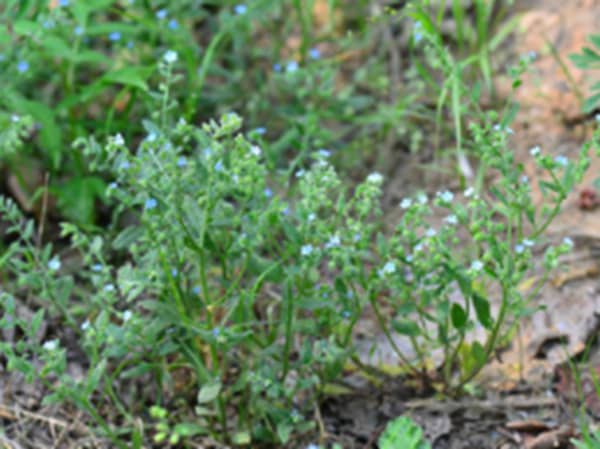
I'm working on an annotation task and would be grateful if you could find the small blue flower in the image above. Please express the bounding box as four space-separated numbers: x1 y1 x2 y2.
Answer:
282 206 290 216
445 215 458 225
212 327 220 337
285 61 299 73
203 147 212 157
43 340 58 351
214 160 224 171
234 4 247 15
177 156 187 167
264 188 273 198
146 132 158 142
400 198 412 209
119 161 130 170
74 26 84 36
108 182 118 190
48 257 61 271
325 234 341 249
59 0 69 6
301 244 314 256
17 60 29 73
109 31 121 41
367 172 383 184
341 310 351 319
309 47 320 59
515 244 525 254
145 198 158 210
381 261 396 276
273 63 282 72
91 264 103 272
353 233 361 242
104 283 115 292
317 149 331 158
168 19 178 30
156 9 167 20
554 155 568 167
171 268 178 277
437 190 454 203
470 260 484 272
563 237 574 248
413 21 423 43
192 286 201 295
253 127 267 135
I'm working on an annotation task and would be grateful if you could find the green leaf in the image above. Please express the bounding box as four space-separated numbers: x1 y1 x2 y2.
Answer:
392 319 420 336
583 92 600 113
121 363 155 379
450 303 467 329
101 66 153 92
112 226 144 250
86 359 106 393
197 381 221 404
471 341 487 367
379 416 431 449
589 34 600 50
276 421 292 444
472 293 493 329
54 176 106 225
172 422 206 437
233 431 251 445
30 309 45 337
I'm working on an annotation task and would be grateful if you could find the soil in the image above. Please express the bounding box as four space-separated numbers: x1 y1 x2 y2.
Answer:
2 1 600 448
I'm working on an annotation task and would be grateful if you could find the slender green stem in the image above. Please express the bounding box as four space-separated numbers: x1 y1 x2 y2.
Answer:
281 280 294 379
368 291 420 377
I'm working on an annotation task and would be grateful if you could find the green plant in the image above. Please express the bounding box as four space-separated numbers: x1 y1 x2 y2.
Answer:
0 0 419 225
1 47 596 448
379 416 431 449
403 1 519 180
573 429 600 449
570 34 600 113
0 0 521 226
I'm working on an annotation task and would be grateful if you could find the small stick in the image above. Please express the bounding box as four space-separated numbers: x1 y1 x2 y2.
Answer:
36 172 50 248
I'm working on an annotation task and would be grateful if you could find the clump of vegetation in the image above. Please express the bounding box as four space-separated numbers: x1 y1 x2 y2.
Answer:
0 1 597 447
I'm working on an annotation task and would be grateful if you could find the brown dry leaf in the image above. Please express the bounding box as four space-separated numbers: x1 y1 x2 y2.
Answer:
505 419 551 433
523 425 574 449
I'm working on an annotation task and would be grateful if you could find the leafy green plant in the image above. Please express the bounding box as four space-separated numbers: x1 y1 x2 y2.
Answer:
0 0 519 226
379 416 431 449
573 429 600 449
570 34 600 113
1 47 596 448
404 0 519 180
